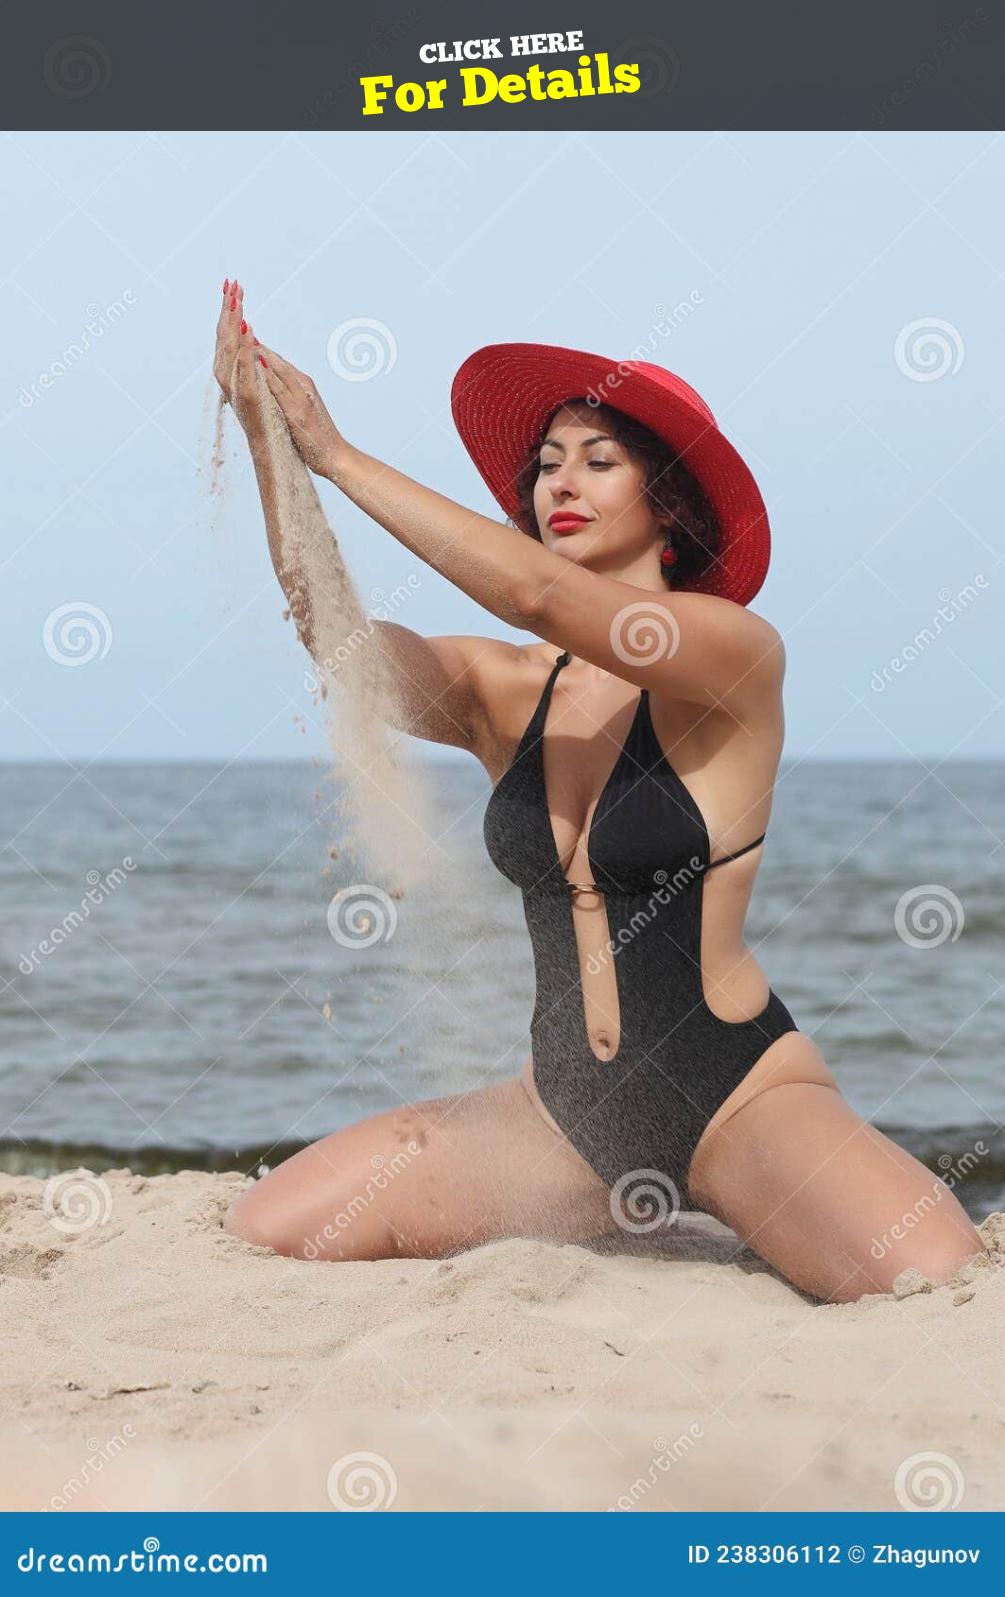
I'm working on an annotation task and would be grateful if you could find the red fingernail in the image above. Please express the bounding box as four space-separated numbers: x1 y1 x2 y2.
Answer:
229 296 236 311
258 356 268 368
253 338 260 347
223 278 229 294
240 319 247 334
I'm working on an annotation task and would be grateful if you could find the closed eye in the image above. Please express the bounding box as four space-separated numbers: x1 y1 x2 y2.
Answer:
539 460 615 473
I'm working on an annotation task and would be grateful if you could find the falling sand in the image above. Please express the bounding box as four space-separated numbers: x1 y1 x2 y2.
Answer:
196 383 231 517
211 361 435 898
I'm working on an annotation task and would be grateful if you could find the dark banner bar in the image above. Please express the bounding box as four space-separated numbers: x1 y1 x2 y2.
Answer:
2 0 1002 131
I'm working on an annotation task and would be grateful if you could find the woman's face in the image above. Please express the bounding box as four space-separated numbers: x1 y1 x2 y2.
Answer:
531 402 665 573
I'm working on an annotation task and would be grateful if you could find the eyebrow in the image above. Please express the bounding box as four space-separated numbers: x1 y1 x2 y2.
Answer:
539 433 614 452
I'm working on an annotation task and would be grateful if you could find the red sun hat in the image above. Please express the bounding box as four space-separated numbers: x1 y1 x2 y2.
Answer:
450 342 770 608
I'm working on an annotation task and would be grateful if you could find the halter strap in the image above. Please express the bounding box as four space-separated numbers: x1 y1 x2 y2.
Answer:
704 833 766 872
550 649 766 889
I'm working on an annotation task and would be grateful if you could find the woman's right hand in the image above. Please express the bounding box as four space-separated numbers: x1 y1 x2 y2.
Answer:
213 278 244 405
214 278 268 449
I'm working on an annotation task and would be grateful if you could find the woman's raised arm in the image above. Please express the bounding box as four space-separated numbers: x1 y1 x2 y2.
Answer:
215 284 493 752
254 332 784 714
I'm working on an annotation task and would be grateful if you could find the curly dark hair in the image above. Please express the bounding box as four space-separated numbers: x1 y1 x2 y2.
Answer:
510 398 722 589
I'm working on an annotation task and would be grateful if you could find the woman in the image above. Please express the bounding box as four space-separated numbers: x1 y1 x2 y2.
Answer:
215 280 987 1303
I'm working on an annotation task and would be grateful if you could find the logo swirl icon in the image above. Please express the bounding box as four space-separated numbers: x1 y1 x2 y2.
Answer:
894 884 964 948
43 603 112 667
610 1168 681 1233
43 36 111 99
326 885 398 948
326 1451 398 1511
894 318 964 382
326 318 397 382
894 1451 965 1511
610 602 681 667
41 1170 113 1234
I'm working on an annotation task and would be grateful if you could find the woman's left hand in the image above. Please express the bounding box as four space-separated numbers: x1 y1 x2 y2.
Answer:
256 345 347 477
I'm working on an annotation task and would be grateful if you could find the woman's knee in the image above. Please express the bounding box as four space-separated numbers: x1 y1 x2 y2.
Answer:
222 1157 406 1262
222 1183 304 1257
880 1227 988 1295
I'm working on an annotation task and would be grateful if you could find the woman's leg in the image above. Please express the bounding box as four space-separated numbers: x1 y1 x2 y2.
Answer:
224 1074 620 1261
686 1067 989 1304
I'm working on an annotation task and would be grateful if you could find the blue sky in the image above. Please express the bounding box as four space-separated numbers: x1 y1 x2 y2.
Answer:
2 129 1002 761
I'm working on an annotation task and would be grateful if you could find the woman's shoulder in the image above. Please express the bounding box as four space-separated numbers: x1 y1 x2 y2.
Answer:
417 635 555 701
461 639 563 780
460 636 559 690
683 594 786 705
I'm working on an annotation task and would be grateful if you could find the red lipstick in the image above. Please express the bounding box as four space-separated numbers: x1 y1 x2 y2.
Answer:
548 511 591 533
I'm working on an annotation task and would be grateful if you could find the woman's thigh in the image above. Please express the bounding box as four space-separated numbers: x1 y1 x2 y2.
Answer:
687 1073 988 1303
224 1074 619 1261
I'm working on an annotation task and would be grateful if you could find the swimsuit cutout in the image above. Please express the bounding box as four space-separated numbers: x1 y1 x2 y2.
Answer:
483 649 800 1211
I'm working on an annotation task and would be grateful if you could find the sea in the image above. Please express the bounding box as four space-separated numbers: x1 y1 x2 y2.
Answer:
2 757 1003 1218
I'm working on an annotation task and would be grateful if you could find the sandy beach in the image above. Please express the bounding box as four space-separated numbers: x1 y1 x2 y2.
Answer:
0 1168 1002 1513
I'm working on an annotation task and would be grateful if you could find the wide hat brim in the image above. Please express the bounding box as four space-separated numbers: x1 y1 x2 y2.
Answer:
450 342 770 607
